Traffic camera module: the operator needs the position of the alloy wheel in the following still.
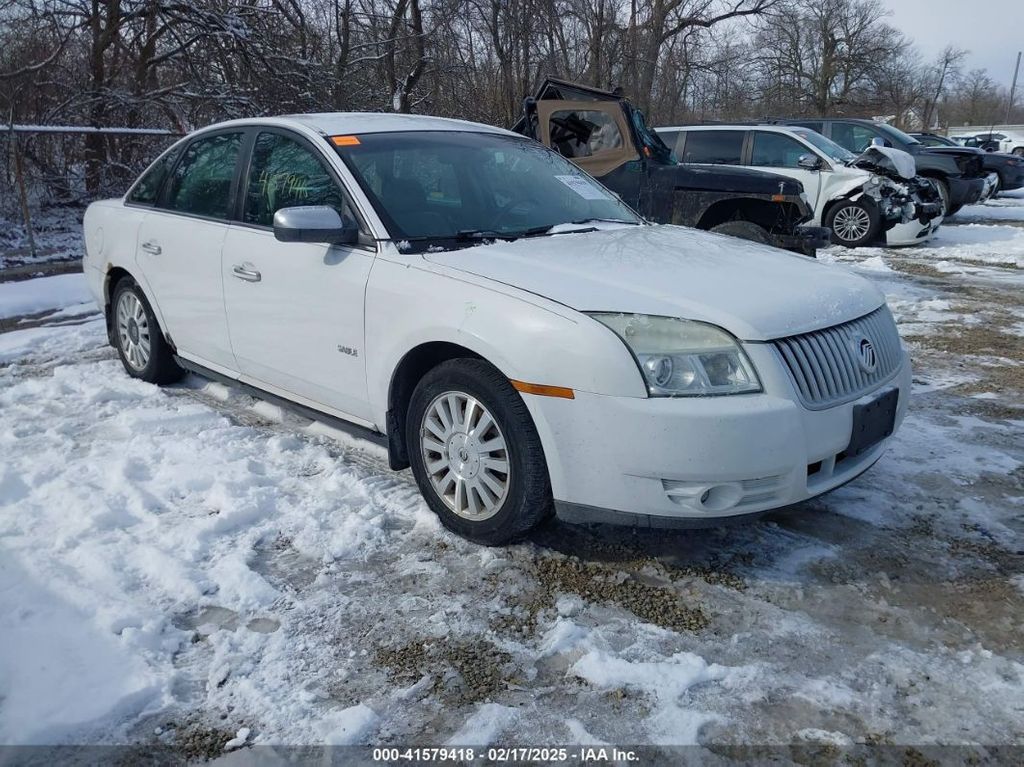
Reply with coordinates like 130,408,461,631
116,291,152,371
419,391,510,521
832,205,872,242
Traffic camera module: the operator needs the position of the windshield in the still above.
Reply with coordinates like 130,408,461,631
333,131,641,251
875,122,920,147
793,129,856,163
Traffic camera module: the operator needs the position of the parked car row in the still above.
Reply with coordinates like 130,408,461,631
948,130,1024,156
912,132,1024,195
83,109,911,543
656,124,943,247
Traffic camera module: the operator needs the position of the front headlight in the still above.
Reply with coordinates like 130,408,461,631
589,313,762,397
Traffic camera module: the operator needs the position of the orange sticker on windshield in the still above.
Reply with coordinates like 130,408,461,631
331,135,361,146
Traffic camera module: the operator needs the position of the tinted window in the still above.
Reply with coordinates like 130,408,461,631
788,121,824,133
127,147,180,205
681,131,744,164
830,123,879,153
751,132,811,168
549,110,625,158
657,130,682,154
163,132,243,219
244,132,353,227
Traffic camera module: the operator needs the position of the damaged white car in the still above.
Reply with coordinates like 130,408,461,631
657,125,944,248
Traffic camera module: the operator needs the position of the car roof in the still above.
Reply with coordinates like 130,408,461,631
658,124,814,135
194,112,516,138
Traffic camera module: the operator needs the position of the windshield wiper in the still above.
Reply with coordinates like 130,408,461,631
569,217,640,226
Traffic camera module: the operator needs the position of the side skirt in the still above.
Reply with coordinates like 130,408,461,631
173,356,389,450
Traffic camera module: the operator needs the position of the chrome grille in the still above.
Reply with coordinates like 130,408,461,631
772,306,903,409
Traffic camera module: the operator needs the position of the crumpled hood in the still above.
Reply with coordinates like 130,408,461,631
856,146,917,179
423,225,884,341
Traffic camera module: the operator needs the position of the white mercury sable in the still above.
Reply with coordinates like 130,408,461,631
83,113,911,544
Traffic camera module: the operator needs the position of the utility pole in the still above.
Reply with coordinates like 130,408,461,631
1007,51,1022,125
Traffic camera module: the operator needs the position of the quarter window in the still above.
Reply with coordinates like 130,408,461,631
549,110,625,158
681,131,745,164
244,132,353,227
163,133,243,219
127,146,181,205
751,132,812,168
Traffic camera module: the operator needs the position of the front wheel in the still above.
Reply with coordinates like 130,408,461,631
406,359,553,545
708,220,772,245
111,277,184,384
825,199,879,248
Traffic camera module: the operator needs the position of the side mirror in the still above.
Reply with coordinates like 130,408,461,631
273,205,359,245
797,154,823,170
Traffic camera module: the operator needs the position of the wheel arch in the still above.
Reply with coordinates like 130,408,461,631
103,266,174,350
385,341,488,470
695,197,802,232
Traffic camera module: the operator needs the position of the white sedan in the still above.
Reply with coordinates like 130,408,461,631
83,114,911,544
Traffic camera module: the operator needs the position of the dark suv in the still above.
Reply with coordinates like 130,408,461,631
513,78,829,255
911,132,1023,195
775,118,989,215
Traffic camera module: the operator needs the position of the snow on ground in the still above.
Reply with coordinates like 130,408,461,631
0,207,84,270
0,273,92,320
0,196,1023,757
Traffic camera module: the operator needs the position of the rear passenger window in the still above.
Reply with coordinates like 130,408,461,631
681,131,744,164
751,132,810,168
549,110,625,158
127,147,181,205
163,132,243,219
244,132,354,227
657,130,682,154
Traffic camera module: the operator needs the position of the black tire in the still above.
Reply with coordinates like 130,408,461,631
824,199,879,248
989,173,1001,197
931,178,952,216
110,276,185,385
948,203,963,216
406,358,553,545
708,220,772,245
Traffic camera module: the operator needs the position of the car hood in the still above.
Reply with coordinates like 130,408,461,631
423,225,883,341
853,146,917,180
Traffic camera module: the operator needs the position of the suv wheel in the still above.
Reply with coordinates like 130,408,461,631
406,359,553,545
111,277,184,384
708,220,772,245
825,199,879,247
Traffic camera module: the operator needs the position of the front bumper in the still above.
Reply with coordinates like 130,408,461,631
948,176,986,207
773,225,831,252
524,346,912,527
883,215,942,247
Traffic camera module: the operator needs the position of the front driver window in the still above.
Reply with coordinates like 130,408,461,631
751,132,811,168
831,123,878,153
163,133,243,219
244,132,356,228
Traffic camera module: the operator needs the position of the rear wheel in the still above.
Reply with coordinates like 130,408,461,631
111,277,184,384
406,359,553,545
825,199,879,247
1013,147,1024,157
708,220,772,245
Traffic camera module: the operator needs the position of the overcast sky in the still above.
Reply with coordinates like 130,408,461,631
880,0,1022,87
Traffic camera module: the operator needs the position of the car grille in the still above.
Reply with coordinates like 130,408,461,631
772,306,903,409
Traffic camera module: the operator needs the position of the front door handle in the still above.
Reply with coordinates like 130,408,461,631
232,264,262,283
140,241,161,255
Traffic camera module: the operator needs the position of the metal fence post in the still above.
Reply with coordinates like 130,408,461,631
10,124,38,259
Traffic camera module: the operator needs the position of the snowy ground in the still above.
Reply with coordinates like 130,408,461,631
0,207,84,271
0,193,1022,760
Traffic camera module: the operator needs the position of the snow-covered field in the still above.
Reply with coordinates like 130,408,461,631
1,193,1022,759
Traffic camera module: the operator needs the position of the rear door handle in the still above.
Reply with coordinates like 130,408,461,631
232,264,261,283
140,241,161,255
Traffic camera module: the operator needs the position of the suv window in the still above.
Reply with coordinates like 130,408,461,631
831,123,879,153
549,109,625,158
657,130,682,155
681,130,744,164
751,132,810,168
127,146,181,205
244,132,354,227
788,121,824,134
163,132,243,219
